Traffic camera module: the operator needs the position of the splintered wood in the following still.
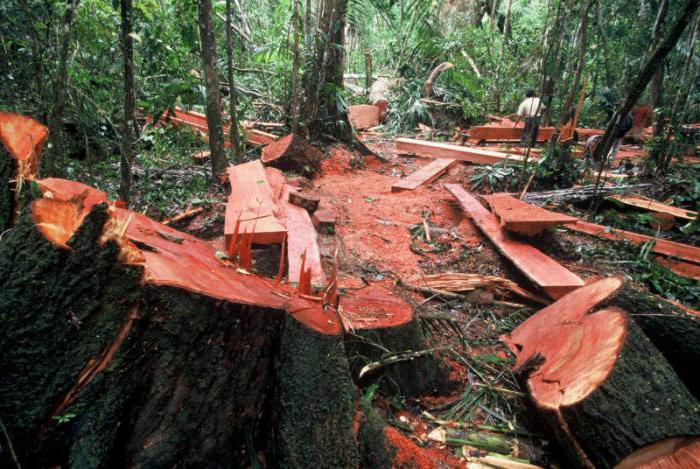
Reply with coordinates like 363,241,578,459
483,194,578,236
609,194,697,221
391,158,457,192
396,138,525,165
446,184,584,299
403,273,548,304
224,160,287,248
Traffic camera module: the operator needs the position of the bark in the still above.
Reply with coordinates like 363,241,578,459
0,201,367,467
225,0,243,162
290,0,301,133
503,0,513,38
119,0,135,206
197,0,228,181
45,0,79,177
649,0,670,136
559,0,593,126
607,286,700,397
591,0,700,194
300,0,351,141
0,147,16,230
20,0,44,96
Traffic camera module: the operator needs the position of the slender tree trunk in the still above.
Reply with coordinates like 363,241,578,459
44,0,79,177
364,48,373,92
290,0,301,133
490,0,499,30
119,0,135,206
595,2,614,89
542,0,565,126
591,0,700,199
225,0,242,161
503,0,513,38
197,0,228,181
560,0,593,125
649,0,670,136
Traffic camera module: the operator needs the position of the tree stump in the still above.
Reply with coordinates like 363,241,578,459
505,304,700,468
261,134,323,177
0,180,448,466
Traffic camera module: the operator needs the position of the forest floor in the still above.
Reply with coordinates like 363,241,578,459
125,129,693,467
59,124,698,466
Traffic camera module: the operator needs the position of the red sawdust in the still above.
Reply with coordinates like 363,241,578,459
384,426,463,468
314,146,480,279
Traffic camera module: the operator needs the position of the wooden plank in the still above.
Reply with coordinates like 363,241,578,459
396,138,525,165
567,221,700,265
466,125,603,143
391,158,457,192
653,256,700,281
224,161,287,248
348,104,381,130
609,194,697,221
282,187,326,287
483,194,578,236
445,184,584,299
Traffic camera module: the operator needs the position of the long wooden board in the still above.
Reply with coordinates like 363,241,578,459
396,138,524,165
391,158,457,192
653,256,700,281
282,187,327,287
225,161,287,248
446,184,584,299
567,221,700,265
609,194,697,221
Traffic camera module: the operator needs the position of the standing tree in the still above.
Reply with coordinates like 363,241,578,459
197,0,228,181
225,0,242,162
648,0,670,136
119,0,135,206
559,0,593,125
290,0,301,133
300,0,351,142
44,0,79,177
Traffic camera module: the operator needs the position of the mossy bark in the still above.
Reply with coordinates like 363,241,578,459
607,286,700,397
357,401,395,468
345,318,449,398
0,147,15,230
274,315,358,467
0,203,361,467
546,319,700,468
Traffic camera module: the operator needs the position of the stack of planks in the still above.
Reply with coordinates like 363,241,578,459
483,193,578,236
465,123,603,144
224,160,327,287
445,184,584,299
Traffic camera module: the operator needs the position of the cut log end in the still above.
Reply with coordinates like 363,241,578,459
261,134,323,177
340,285,413,330
617,437,700,469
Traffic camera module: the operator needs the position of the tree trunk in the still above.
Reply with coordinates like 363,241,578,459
559,0,593,125
290,0,301,133
197,0,228,181
20,0,44,97
260,134,323,176
649,0,670,136
119,0,135,206
364,48,373,92
225,0,243,162
300,0,351,141
595,1,614,90
44,0,79,177
591,0,700,189
508,306,700,468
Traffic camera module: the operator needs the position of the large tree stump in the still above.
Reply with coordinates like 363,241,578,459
0,179,448,467
504,296,700,467
261,134,323,177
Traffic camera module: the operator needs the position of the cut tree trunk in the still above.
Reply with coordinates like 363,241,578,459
505,304,700,468
0,179,447,467
261,134,323,176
